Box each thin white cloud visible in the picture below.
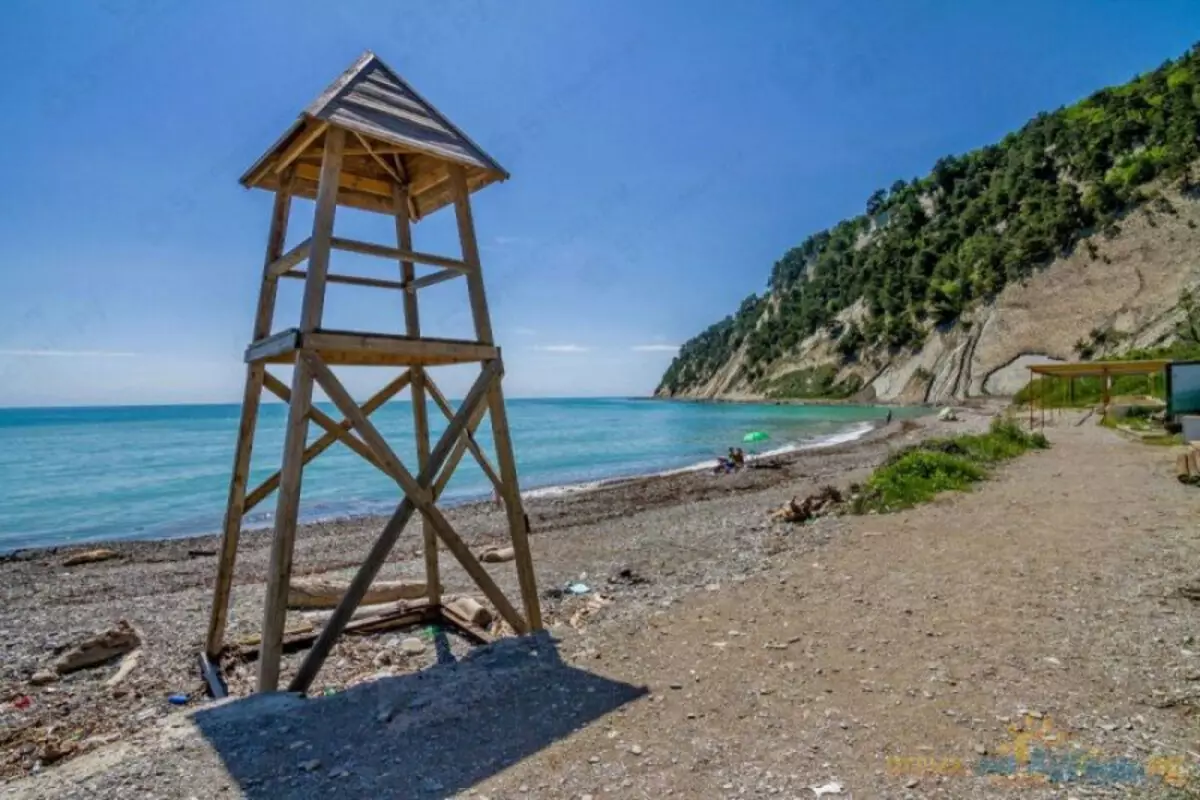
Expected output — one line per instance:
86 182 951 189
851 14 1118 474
631 344 679 352
0 349 139 358
533 344 591 353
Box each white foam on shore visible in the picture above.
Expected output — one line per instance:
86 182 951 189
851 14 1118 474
521 420 878 501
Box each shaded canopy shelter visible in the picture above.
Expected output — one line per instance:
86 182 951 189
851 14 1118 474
1025 359 1171 427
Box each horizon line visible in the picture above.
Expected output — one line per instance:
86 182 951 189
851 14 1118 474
0 395 659 412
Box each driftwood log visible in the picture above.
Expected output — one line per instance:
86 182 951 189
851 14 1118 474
105 649 141 688
55 621 141 675
62 548 119 567
301 600 415 626
769 485 844 524
446 596 493 628
1176 449 1200 485
479 546 515 563
287 577 438 609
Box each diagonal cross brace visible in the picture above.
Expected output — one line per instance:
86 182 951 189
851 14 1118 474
423 371 503 495
290 355 522 693
262 371 387 474
243 370 411 513
433 394 491 501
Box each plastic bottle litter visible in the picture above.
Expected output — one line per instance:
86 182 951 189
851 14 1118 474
12 695 32 710
167 694 189 706
566 582 591 595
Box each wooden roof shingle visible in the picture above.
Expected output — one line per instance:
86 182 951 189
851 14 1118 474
240 51 507 219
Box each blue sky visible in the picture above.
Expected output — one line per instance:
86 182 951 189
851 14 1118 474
1 1 1197 406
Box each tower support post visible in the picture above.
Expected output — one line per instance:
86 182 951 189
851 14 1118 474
450 165 542 630
206 172 294 659
258 128 345 691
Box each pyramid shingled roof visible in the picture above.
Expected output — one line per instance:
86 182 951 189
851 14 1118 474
241 51 508 218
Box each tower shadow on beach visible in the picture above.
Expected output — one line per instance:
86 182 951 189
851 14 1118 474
191 632 647 798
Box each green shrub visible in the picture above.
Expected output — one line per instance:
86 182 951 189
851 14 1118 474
853 416 1047 513
765 365 861 399
856 451 986 512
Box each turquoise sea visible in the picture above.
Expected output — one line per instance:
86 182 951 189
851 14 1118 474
0 399 919 552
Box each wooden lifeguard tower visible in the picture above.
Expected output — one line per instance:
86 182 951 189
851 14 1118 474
204 51 541 694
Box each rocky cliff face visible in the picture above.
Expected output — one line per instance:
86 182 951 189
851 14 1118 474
659 187 1200 404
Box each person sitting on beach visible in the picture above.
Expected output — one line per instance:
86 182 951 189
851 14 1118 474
714 455 734 475
732 447 746 469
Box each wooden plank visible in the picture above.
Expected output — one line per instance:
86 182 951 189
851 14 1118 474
294 162 392 198
235 604 438 662
206 175 294 659
438 604 494 645
352 130 404 184
265 238 312 277
288 577 432 609
258 357 317 692
198 651 228 699
288 176 398 215
410 268 461 291
424 372 503 494
273 120 329 176
258 128 346 693
300 128 345 332
282 270 408 291
302 330 497 364
329 237 473 273
449 164 494 343
433 396 490 500
244 329 299 363
243 370 411 513
305 354 414 484
486 377 543 631
341 144 415 156
288 358 521 694
261 371 389 475
395 153 421 221
394 183 439 608
450 164 542 631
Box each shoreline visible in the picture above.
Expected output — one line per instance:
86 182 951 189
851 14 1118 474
0 403 1000 780
8 404 1200 795
1 415 894 558
4 411 917 567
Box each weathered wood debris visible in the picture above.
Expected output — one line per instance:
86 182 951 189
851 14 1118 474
769 485 844 524
54 620 141 675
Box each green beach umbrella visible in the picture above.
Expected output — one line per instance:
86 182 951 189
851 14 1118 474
743 431 769 443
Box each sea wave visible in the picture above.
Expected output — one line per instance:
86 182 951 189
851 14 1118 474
522 420 877 500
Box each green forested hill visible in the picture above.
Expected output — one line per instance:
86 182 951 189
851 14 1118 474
658 45 1200 397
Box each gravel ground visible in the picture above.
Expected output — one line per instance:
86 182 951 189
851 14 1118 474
0 410 937 782
7 406 1199 798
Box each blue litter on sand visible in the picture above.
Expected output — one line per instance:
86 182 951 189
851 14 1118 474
168 694 189 706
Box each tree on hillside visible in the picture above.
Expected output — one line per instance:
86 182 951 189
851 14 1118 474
1179 288 1200 345
659 43 1200 397
866 188 887 216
